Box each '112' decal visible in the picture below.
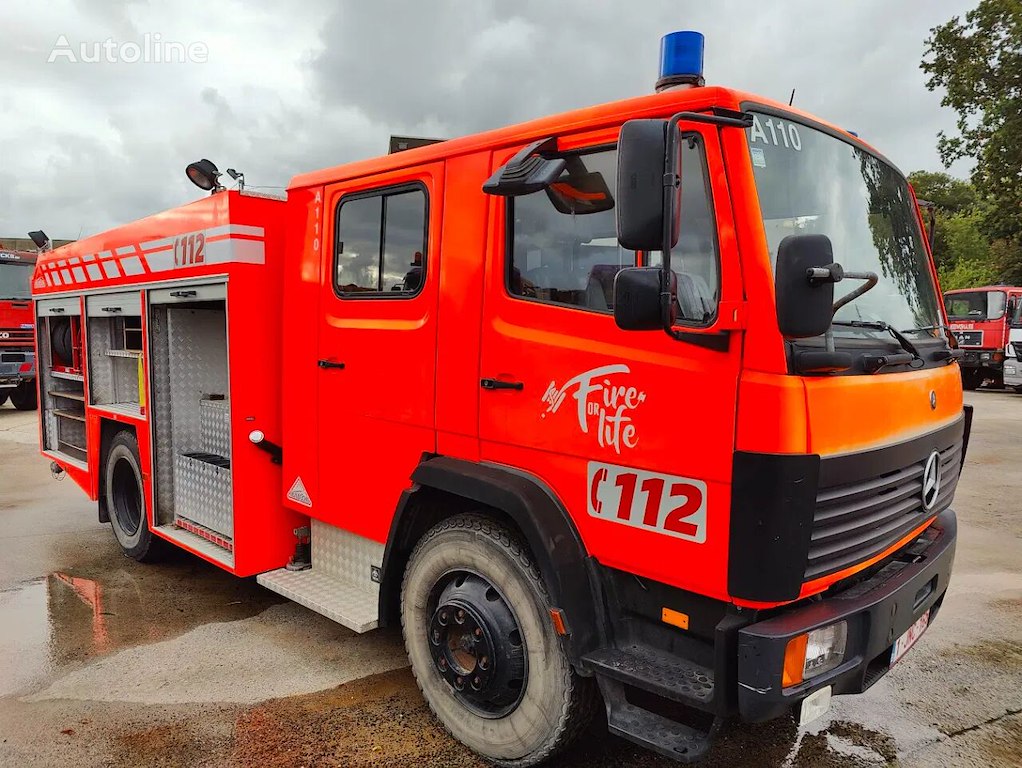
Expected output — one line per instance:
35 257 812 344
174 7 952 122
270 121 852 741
587 461 707 543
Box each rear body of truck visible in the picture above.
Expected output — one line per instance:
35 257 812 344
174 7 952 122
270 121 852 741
32 75 965 764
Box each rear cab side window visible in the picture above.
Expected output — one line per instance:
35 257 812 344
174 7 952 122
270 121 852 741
334 184 427 297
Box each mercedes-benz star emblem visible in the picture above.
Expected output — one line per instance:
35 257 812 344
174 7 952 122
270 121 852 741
921 451 942 510
929 390 937 410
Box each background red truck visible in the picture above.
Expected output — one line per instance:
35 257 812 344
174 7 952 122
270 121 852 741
0 248 38 409
943 285 1022 390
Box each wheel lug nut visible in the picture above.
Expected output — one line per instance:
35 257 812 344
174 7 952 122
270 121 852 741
456 610 465 623
474 627 483 637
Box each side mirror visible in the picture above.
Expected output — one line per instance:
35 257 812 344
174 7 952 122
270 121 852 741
613 267 677 331
483 137 567 196
1006 298 1017 320
775 234 836 338
616 120 681 252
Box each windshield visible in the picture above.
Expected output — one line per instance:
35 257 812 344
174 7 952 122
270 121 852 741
747 112 941 339
0 262 33 300
944 290 1006 321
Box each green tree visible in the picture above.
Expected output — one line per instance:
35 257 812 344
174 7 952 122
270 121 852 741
907 170 978 213
922 0 1022 271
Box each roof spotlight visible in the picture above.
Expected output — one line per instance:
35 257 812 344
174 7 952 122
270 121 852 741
28 230 51 251
185 158 224 193
226 167 245 190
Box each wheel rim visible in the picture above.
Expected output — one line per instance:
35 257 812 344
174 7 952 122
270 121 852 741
111 457 142 536
427 570 527 718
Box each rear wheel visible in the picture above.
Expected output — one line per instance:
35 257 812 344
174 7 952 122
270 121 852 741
1014 386 1022 395
0 392 8 407
9 382 37 410
105 430 165 562
401 514 595 767
961 368 984 391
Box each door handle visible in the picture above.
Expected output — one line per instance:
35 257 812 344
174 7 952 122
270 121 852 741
481 378 523 391
318 359 346 370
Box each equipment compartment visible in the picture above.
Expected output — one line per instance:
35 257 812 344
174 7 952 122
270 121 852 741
174 451 233 539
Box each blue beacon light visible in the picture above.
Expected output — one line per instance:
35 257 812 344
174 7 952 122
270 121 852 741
656 31 705 92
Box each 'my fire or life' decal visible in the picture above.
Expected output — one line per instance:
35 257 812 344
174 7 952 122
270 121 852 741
587 461 707 543
541 364 646 454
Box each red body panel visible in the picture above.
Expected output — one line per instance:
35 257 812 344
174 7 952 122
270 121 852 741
944 285 1022 352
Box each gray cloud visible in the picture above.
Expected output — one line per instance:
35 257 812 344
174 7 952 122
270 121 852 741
0 0 974 239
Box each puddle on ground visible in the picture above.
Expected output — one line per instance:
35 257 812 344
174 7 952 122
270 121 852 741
0 556 283 697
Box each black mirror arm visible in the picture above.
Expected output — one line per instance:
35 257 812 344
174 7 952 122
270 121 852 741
832 270 878 314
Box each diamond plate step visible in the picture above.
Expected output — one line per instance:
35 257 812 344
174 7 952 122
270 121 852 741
585 645 715 710
257 568 379 633
597 676 717 763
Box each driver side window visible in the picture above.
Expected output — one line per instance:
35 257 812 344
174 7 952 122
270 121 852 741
507 147 633 314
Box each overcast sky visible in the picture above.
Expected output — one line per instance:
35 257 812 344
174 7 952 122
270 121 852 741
0 0 976 240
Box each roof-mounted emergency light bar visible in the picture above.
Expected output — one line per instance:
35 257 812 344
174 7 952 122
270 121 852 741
656 30 705 91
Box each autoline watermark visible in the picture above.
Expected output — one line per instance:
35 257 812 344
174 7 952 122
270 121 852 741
48 34 208 64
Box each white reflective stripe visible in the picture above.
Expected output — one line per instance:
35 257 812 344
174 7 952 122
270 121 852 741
206 223 265 239
140 236 175 253
102 260 121 279
61 269 72 283
116 246 136 256
57 260 67 267
146 249 175 272
71 267 86 281
69 257 80 265
203 237 265 265
120 256 144 275
43 273 52 286
81 253 96 261
86 264 102 280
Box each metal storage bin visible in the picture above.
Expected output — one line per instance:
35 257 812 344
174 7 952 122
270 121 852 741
199 397 231 457
174 452 233 538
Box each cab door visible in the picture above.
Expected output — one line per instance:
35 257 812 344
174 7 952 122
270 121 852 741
316 164 442 542
477 124 743 600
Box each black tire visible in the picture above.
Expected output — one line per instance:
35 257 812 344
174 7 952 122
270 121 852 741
0 392 8 407
401 513 596 767
104 430 164 562
961 368 984 391
9 382 37 410
1013 386 1022 395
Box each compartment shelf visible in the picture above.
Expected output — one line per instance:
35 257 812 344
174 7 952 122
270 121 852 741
52 370 84 382
104 349 143 359
51 391 85 402
53 409 86 422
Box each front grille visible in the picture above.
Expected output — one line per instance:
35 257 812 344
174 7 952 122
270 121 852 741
806 439 962 581
0 328 33 348
1013 342 1022 360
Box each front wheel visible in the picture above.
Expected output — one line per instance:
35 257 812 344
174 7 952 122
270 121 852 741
104 430 165 562
401 514 595 767
961 368 984 391
9 382 37 410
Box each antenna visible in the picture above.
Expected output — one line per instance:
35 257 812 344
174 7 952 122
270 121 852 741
789 89 796 106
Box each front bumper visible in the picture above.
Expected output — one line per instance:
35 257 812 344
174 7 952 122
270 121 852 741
959 350 1001 371
0 351 35 387
1004 360 1022 387
736 508 956 722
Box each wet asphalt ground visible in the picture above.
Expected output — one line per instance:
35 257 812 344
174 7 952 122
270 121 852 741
0 392 1019 767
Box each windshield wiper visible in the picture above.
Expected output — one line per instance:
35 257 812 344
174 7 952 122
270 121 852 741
832 320 923 372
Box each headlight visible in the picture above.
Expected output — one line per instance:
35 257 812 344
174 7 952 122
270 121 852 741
782 621 848 687
980 352 991 361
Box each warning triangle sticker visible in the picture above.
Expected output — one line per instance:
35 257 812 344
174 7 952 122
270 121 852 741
287 476 312 507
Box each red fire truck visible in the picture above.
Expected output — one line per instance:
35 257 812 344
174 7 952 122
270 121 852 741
32 32 966 765
0 248 38 409
944 285 1022 389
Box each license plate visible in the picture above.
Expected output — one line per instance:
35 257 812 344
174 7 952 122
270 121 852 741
890 610 930 666
952 330 983 347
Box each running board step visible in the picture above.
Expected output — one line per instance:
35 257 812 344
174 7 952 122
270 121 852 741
597 677 719 764
584 645 715 710
257 568 378 633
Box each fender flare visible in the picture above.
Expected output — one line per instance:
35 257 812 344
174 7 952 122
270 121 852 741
380 456 603 662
